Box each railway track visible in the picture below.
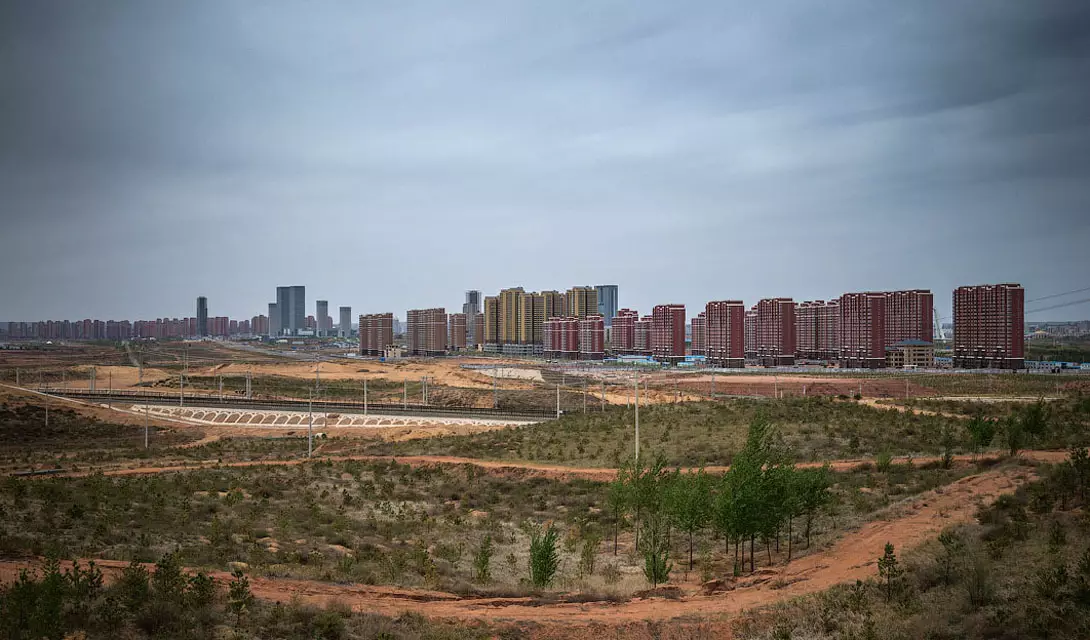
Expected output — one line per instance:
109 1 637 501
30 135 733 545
35 388 553 421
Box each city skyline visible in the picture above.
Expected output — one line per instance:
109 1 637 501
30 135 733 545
2 3 1088 323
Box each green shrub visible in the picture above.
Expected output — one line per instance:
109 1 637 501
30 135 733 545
529 525 560 588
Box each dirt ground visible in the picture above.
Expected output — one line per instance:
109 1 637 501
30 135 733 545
0 464 1032 631
676 374 935 399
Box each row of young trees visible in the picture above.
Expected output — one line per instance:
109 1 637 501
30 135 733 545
607 420 833 585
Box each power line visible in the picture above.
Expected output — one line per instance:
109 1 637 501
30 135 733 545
1026 285 1090 304
1024 297 1090 316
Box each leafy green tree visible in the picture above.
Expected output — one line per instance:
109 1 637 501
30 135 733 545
152 553 186 604
227 568 254 625
117 560 151 612
186 572 217 608
1070 446 1090 499
877 542 900 602
607 466 630 555
966 414 997 458
473 535 493 583
529 525 561 588
940 423 957 469
668 469 712 572
796 465 832 551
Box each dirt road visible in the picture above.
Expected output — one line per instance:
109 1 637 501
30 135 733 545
0 464 1031 627
39 449 1065 482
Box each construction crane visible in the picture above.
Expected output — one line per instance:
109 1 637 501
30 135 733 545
933 309 947 341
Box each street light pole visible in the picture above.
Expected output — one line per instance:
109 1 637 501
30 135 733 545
634 374 640 461
308 391 313 458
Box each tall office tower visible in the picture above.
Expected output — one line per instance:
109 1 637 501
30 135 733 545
275 286 306 336
517 291 545 346
744 308 757 360
358 313 394 356
610 309 639 354
796 300 840 361
690 312 706 356
196 297 208 337
635 315 653 355
497 287 524 345
595 285 619 326
755 298 796 366
339 306 352 337
449 313 467 350
542 290 567 319
953 284 1025 369
566 286 598 319
463 290 481 346
268 303 280 336
651 304 686 364
705 300 746 368
483 296 500 351
838 292 887 368
883 290 934 346
316 300 329 336
579 316 605 360
406 308 448 356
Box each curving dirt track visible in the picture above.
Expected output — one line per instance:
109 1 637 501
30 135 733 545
0 465 1033 629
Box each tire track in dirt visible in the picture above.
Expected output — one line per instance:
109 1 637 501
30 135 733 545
0 465 1033 627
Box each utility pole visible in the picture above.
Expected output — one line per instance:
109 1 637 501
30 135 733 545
14 368 19 386
246 370 252 399
601 380 605 412
45 401 49 428
421 376 426 404
711 372 716 400
363 378 368 415
905 378 909 400
308 391 314 458
144 402 149 449
492 367 498 409
315 363 320 395
179 368 184 407
634 375 640 460
556 383 561 419
219 375 223 400
403 379 407 409
583 380 587 413
90 366 95 392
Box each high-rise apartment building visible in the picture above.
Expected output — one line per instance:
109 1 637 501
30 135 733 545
473 312 484 349
953 284 1025 369
316 300 330 336
744 309 757 360
406 308 448 356
358 313 394 356
755 298 796 366
796 300 840 361
275 286 305 336
651 304 686 364
462 291 481 347
884 290 933 346
595 285 619 327
449 313 467 350
542 290 567 319
251 315 268 336
498 287 524 345
268 303 280 336
610 309 639 354
579 316 605 360
566 286 598 319
838 292 886 368
517 291 545 345
544 317 580 359
690 312 706 356
705 300 746 368
196 297 208 337
339 306 352 338
635 315 653 355
483 296 500 351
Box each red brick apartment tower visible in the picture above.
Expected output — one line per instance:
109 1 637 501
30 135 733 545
652 304 686 364
755 298 796 366
797 300 840 361
838 293 886 368
690 312 706 356
473 312 484 349
543 318 560 358
744 308 757 360
560 318 580 359
635 315 653 355
579 315 605 360
705 300 745 368
448 313 467 350
953 284 1025 369
610 309 638 354
884 290 934 345
358 313 393 356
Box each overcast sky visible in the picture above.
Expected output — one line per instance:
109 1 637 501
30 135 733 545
2 1 1088 323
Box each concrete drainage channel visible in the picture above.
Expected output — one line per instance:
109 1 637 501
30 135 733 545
138 405 539 429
